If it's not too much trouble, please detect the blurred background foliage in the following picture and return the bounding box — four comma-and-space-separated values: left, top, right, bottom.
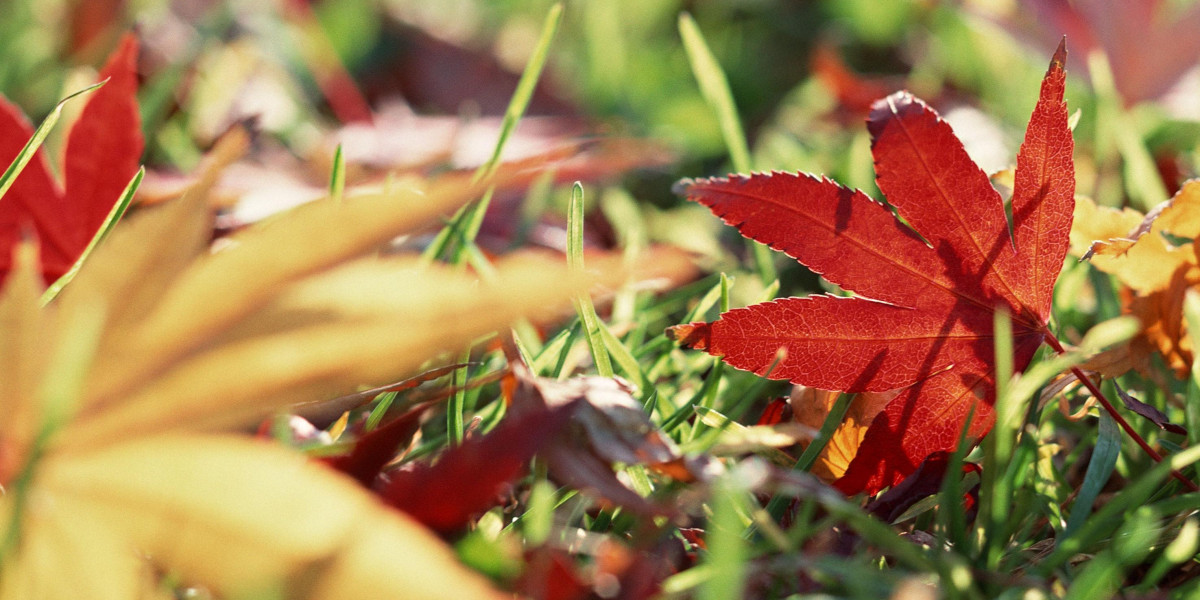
0, 0, 1197, 279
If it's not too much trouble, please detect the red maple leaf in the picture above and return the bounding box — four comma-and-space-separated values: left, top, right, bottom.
669, 42, 1074, 496
0, 33, 143, 285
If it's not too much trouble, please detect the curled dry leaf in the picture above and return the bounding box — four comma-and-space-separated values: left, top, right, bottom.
1112, 380, 1187, 436
1073, 181, 1200, 376
510, 367, 709, 516
0, 129, 632, 596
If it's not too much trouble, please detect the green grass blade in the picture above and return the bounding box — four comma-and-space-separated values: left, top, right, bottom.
1186, 290, 1200, 448
42, 165, 144, 304
764, 392, 853, 522
422, 3, 560, 264
329, 143, 345, 202
475, 2, 562, 182
678, 12, 750, 173
1062, 411, 1120, 540
678, 12, 775, 285
977, 308, 1016, 567
568, 182, 613, 377
447, 348, 472, 446
0, 80, 105, 203
1036, 443, 1200, 574
597, 320, 651, 394
700, 474, 750, 600
1085, 49, 1168, 209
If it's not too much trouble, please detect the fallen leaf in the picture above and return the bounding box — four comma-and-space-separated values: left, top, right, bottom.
1073, 181, 1200, 376
510, 365, 706, 515
810, 43, 899, 116
1077, 181, 1200, 293
0, 34, 142, 285
989, 0, 1200, 105
670, 43, 1075, 495
864, 452, 981, 523
0, 133, 630, 597
789, 387, 898, 482
379, 400, 578, 534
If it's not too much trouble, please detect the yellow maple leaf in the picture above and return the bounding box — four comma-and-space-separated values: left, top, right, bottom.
1071, 181, 1200, 376
0, 134, 652, 597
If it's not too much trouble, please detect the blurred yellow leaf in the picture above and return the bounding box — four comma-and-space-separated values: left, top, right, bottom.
0, 138, 644, 596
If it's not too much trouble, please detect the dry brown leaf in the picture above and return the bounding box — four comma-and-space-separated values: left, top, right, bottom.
1075, 182, 1200, 294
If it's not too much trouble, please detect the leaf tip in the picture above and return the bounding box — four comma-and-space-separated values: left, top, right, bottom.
1052, 37, 1067, 71
671, 177, 696, 197
666, 322, 712, 349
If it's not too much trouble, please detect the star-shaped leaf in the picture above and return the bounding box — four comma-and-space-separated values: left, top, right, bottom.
669, 42, 1075, 495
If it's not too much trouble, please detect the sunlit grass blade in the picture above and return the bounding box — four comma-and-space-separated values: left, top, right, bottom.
977, 308, 1016, 568
937, 407, 975, 553
1186, 290, 1200, 448
42, 166, 144, 305
597, 321, 651, 395
422, 3, 561, 264
678, 13, 749, 173
568, 182, 613, 378
662, 275, 729, 434
678, 12, 775, 285
475, 3, 561, 183
0, 80, 104, 203
329, 143, 345, 203
764, 392, 852, 522
700, 474, 750, 600
1085, 49, 1168, 210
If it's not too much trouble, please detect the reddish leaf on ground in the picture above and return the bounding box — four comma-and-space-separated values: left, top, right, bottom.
509, 366, 707, 516
0, 33, 142, 285
992, 0, 1200, 105
864, 452, 981, 523
669, 42, 1074, 495
320, 406, 426, 487
379, 401, 578, 535
755, 398, 792, 426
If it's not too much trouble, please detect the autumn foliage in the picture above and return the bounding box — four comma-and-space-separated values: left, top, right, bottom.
3, 4, 1200, 598
0, 34, 142, 285
670, 42, 1075, 495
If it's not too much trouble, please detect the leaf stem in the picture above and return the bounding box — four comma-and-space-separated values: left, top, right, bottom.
1043, 333, 1198, 492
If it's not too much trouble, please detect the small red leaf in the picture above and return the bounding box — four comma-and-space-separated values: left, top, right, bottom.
380, 401, 577, 534
0, 100, 72, 277
321, 407, 425, 487
865, 452, 981, 523
755, 398, 791, 426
